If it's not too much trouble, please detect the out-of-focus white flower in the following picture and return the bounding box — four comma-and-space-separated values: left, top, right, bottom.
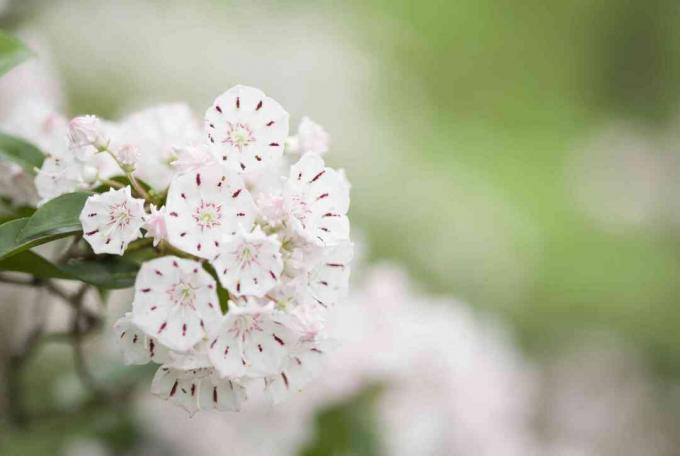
164, 165, 257, 259
283, 153, 350, 246
296, 116, 329, 155
113, 312, 169, 365
151, 365, 247, 415
0, 161, 39, 206
120, 103, 201, 190
35, 154, 88, 204
207, 306, 297, 378
68, 115, 108, 151
171, 144, 218, 174
79, 186, 146, 255
131, 256, 221, 352
205, 85, 289, 173
143, 204, 168, 247
255, 192, 287, 227
213, 226, 283, 297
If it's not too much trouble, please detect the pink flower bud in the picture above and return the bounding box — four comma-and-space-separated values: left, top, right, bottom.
68, 115, 108, 150
297, 116, 329, 155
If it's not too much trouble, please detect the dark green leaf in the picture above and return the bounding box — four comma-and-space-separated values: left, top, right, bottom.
17, 192, 90, 244
0, 30, 32, 77
0, 250, 72, 279
202, 261, 229, 313
0, 132, 45, 173
0, 217, 60, 260
61, 257, 140, 289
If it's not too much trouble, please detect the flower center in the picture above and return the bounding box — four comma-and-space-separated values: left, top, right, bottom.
225, 122, 255, 150
193, 200, 222, 231
228, 314, 263, 342
167, 280, 197, 307
109, 202, 132, 228
290, 194, 313, 228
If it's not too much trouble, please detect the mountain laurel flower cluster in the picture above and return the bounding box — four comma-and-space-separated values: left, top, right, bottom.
31, 85, 352, 414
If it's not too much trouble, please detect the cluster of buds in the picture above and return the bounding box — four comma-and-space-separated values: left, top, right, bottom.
36, 85, 350, 414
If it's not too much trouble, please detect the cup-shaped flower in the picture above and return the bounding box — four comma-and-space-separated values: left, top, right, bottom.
164, 166, 256, 259
283, 153, 350, 246
212, 226, 283, 298
113, 312, 169, 365
80, 186, 146, 255
303, 240, 353, 309
205, 85, 289, 173
207, 305, 297, 378
151, 365, 246, 415
131, 256, 222, 352
120, 103, 201, 190
264, 338, 329, 404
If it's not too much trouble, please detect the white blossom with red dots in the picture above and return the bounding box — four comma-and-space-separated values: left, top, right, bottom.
33, 85, 358, 414
205, 85, 289, 173
212, 226, 284, 298
131, 256, 222, 352
164, 165, 257, 259
283, 153, 350, 246
79, 186, 146, 255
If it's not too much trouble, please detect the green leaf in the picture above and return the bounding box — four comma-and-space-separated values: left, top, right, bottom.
0, 217, 55, 260
0, 132, 45, 173
61, 257, 140, 289
17, 192, 90, 244
0, 30, 32, 77
0, 250, 72, 279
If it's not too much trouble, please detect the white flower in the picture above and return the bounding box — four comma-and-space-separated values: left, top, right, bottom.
302, 240, 353, 309
264, 338, 329, 404
68, 115, 108, 151
212, 226, 283, 298
120, 103, 201, 190
144, 204, 168, 247
164, 166, 256, 259
171, 144, 218, 174
205, 85, 289, 173
151, 365, 246, 415
0, 161, 38, 206
80, 187, 146, 255
207, 306, 297, 378
131, 256, 222, 352
35, 154, 87, 204
283, 153, 350, 246
113, 312, 169, 365
296, 116, 329, 155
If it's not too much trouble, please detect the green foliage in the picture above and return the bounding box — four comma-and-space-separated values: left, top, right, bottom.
0, 250, 72, 279
0, 29, 32, 77
17, 192, 90, 244
0, 132, 45, 174
301, 385, 384, 456
60, 257, 139, 289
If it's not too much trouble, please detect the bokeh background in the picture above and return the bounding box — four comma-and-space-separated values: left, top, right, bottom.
2, 0, 680, 455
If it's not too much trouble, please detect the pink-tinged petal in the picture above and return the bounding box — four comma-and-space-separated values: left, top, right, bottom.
305, 241, 354, 308
114, 313, 169, 365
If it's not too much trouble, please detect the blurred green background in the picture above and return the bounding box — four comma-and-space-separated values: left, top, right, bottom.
2, 0, 680, 454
